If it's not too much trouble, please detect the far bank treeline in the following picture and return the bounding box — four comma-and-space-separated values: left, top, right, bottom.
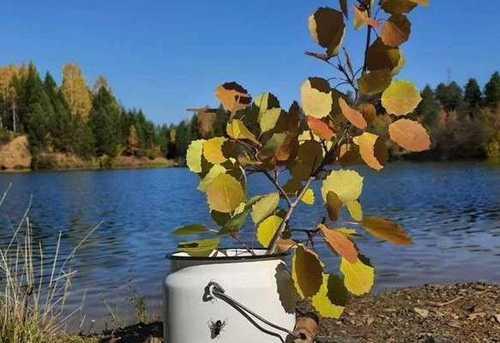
0, 63, 499, 167
0, 63, 181, 168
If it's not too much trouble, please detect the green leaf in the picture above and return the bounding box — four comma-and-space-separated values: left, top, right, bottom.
186, 139, 205, 173
172, 224, 209, 236
178, 238, 220, 257
251, 192, 280, 224
256, 215, 283, 248
206, 174, 246, 213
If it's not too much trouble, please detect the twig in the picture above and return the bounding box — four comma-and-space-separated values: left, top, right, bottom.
428, 296, 463, 307
263, 171, 292, 207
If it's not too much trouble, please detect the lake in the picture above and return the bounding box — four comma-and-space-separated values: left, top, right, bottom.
0, 162, 499, 331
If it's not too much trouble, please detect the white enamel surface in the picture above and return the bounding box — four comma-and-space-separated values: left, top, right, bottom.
163, 250, 295, 342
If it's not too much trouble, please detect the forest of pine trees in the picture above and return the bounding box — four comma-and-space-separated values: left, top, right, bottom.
0, 63, 178, 167
0, 63, 498, 169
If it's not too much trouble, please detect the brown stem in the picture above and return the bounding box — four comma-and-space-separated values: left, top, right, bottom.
263, 170, 292, 208
362, 4, 373, 74
267, 177, 315, 254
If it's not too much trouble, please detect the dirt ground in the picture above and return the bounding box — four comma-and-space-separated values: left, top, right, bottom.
91, 282, 499, 343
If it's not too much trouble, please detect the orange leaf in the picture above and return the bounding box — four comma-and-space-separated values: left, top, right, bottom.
276, 239, 297, 253
358, 103, 377, 123
360, 216, 412, 245
307, 116, 336, 140
215, 82, 251, 113
389, 119, 431, 152
381, 15, 411, 47
356, 132, 388, 171
319, 224, 359, 263
354, 6, 380, 30
339, 98, 367, 130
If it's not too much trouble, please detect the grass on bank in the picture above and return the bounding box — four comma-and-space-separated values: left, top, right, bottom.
0, 186, 99, 343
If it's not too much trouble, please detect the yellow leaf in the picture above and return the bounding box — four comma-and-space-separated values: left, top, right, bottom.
301, 188, 315, 206
203, 137, 227, 164
381, 80, 422, 116
206, 174, 245, 213
251, 193, 280, 224
256, 215, 283, 248
301, 78, 333, 119
198, 164, 226, 192
311, 274, 347, 319
259, 108, 282, 133
340, 257, 374, 296
292, 245, 324, 298
322, 169, 364, 203
360, 216, 412, 245
346, 200, 363, 221
226, 119, 260, 145
186, 139, 205, 173
389, 119, 431, 152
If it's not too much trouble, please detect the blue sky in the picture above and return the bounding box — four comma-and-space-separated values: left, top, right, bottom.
2, 1, 499, 124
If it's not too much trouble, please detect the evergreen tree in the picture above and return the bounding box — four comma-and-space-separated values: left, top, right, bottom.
16, 64, 54, 150
416, 85, 440, 125
484, 71, 500, 108
89, 87, 122, 156
464, 78, 482, 109
435, 82, 463, 112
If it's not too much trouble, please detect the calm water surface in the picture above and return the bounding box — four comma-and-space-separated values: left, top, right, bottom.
0, 162, 499, 330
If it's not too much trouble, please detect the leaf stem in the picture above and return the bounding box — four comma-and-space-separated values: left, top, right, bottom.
263, 170, 292, 208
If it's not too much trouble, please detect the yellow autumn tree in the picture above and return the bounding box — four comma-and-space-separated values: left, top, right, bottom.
128, 125, 140, 153
61, 64, 92, 121
0, 65, 28, 132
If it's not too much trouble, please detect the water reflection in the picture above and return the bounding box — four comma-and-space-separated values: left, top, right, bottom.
0, 162, 498, 330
